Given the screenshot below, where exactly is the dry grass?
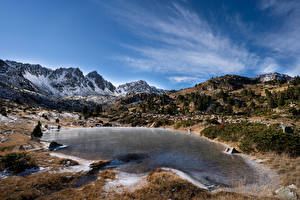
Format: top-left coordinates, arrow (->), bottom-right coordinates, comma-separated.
0,132 -> 31,152
259,152 -> 300,196
118,169 -> 277,200
98,169 -> 116,180
0,171 -> 82,200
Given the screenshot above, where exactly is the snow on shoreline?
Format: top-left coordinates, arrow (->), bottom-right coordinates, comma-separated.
49,152 -> 93,173
161,167 -> 208,190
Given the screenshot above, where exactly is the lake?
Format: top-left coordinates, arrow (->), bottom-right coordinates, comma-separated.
42,127 -> 271,189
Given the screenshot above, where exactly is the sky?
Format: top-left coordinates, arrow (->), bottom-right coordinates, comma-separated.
0,0 -> 300,90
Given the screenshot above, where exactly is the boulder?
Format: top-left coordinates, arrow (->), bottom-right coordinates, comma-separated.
280,123 -> 293,134
275,186 -> 298,200
224,147 -> 240,154
49,141 -> 63,151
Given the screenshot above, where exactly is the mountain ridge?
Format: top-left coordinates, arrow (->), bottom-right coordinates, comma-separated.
0,59 -> 164,98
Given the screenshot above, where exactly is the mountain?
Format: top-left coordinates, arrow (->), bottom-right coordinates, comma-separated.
0,59 -> 164,99
0,60 -> 116,97
115,80 -> 164,96
195,75 -> 255,91
253,72 -> 292,82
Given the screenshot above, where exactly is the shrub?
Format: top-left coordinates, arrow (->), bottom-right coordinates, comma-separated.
31,121 -> 43,138
205,118 -> 220,125
201,122 -> 300,156
174,120 -> 200,129
153,119 -> 174,127
0,152 -> 37,174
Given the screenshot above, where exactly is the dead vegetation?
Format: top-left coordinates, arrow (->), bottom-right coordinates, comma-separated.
0,171 -> 82,200
259,152 -> 300,196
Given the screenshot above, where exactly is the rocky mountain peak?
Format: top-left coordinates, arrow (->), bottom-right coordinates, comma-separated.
116,80 -> 164,96
253,72 -> 292,82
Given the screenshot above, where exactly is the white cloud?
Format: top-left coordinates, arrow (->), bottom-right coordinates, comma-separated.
168,76 -> 199,83
108,2 -> 259,82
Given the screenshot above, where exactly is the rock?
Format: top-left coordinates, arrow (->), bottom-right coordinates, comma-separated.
224,147 -> 240,154
49,141 -> 63,151
275,186 -> 297,200
280,123 -> 293,134
288,184 -> 297,190
59,159 -> 79,166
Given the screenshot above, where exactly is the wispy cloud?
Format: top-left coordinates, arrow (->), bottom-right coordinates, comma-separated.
105,2 -> 260,82
94,0 -> 300,85
259,57 -> 279,74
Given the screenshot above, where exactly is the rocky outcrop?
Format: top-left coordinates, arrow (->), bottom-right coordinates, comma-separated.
254,72 -> 292,83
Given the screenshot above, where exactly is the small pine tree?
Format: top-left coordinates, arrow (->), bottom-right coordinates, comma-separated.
0,107 -> 7,117
82,106 -> 88,116
93,105 -> 102,116
31,121 -> 42,138
278,93 -> 285,107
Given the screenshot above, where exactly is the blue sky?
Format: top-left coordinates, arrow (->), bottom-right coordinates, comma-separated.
0,0 -> 300,89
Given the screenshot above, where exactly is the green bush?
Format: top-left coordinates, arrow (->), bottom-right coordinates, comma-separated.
201,122 -> 300,156
0,152 -> 37,174
153,119 -> 174,127
175,120 -> 200,129
205,118 -> 220,125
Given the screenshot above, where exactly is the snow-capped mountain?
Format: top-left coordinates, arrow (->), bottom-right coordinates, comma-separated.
253,72 -> 292,82
115,80 -> 164,96
0,60 -> 115,97
0,59 -> 164,98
